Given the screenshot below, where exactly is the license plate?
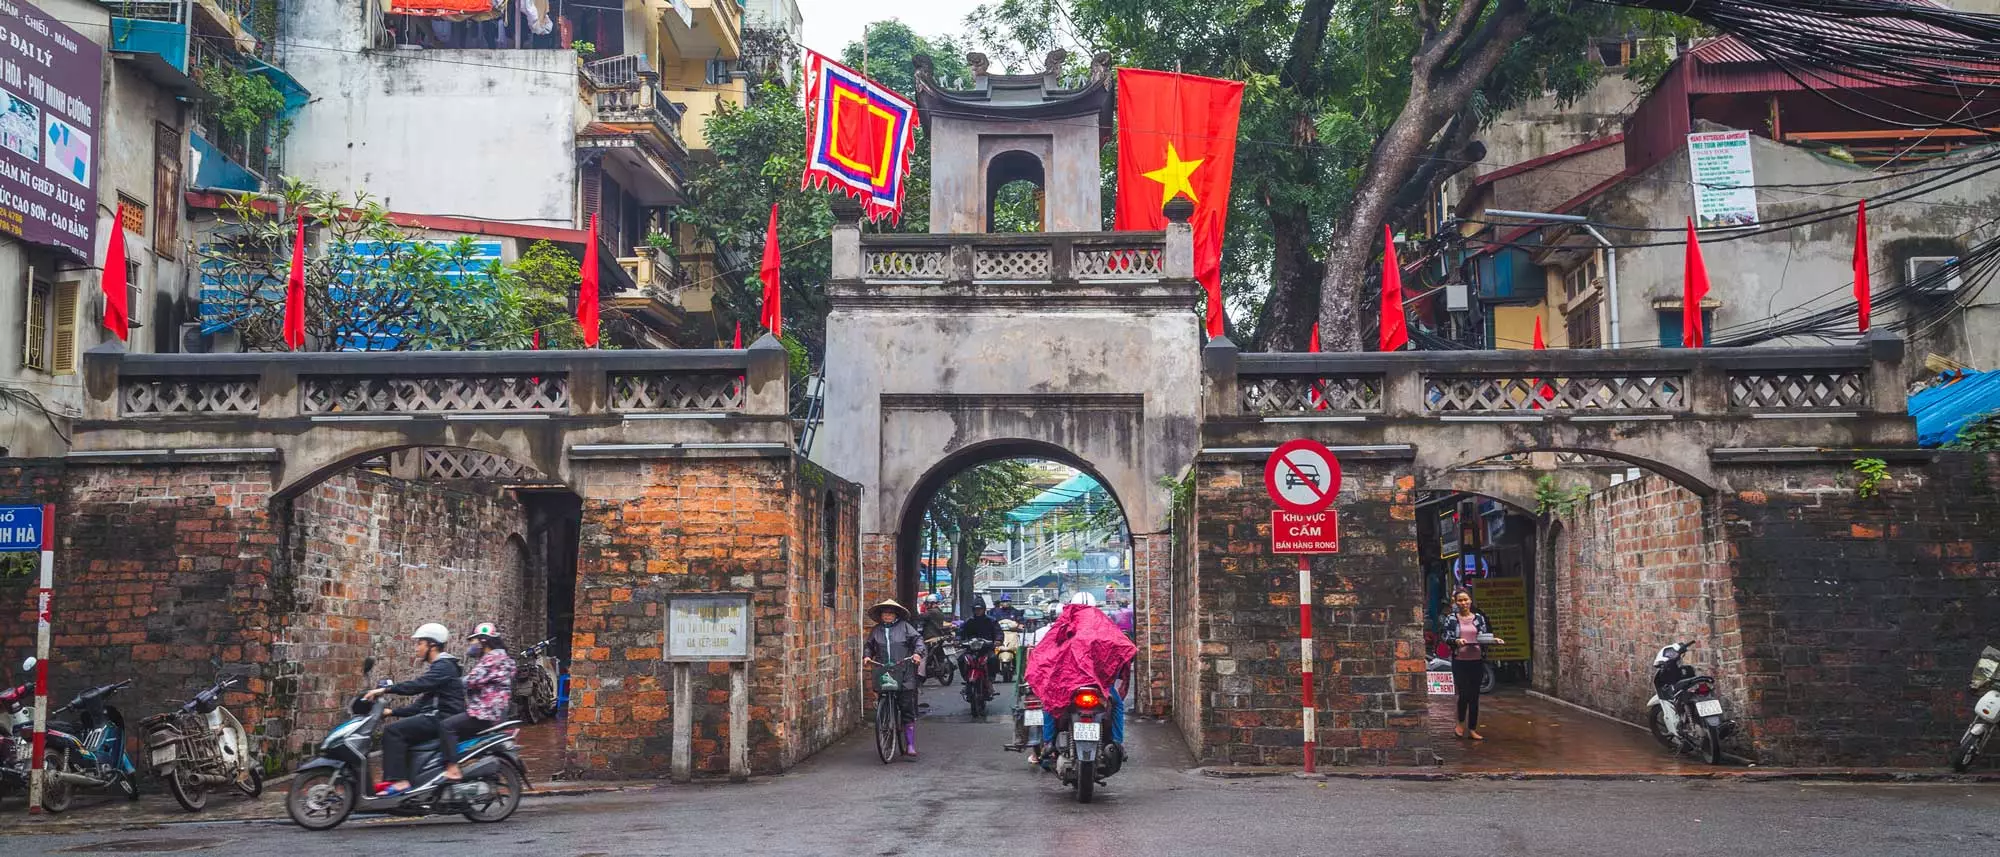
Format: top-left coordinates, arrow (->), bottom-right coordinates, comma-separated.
1022,709 -> 1043,726
1694,699 -> 1723,717
1072,721 -> 1101,742
151,745 -> 177,765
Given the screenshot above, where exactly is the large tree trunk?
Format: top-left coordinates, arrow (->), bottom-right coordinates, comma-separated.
1252,201 -> 1323,352
1316,0 -> 1532,351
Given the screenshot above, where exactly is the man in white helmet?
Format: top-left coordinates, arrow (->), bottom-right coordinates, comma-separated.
362,622 -> 465,796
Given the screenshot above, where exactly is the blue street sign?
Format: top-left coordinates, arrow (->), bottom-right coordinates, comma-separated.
0,505 -> 45,552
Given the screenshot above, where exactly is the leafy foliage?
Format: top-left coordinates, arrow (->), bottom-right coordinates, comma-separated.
1853,457 -> 1889,499
1943,411 -> 2000,451
198,180 -> 588,351
927,461 -> 1043,605
1534,474 -> 1592,519
196,61 -> 288,138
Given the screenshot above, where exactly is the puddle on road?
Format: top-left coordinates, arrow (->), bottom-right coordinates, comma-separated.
57,839 -> 234,853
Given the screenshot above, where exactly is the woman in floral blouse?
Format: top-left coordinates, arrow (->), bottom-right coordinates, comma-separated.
441,622 -> 518,780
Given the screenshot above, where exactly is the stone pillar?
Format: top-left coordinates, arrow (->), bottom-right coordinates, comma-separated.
829,199 -> 863,280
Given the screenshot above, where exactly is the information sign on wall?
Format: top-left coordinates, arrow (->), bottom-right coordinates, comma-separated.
1687,130 -> 1758,229
0,0 -> 102,259
666,594 -> 752,661
1475,577 -> 1531,661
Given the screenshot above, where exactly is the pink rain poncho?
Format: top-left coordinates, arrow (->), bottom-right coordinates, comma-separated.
1025,603 -> 1137,717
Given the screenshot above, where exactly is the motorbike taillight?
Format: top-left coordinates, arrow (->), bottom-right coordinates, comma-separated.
1074,690 -> 1102,710
1695,682 -> 1711,696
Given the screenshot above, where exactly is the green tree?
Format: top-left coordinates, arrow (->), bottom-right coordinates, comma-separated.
927,460 -> 1042,614
840,20 -> 973,94
198,180 -> 588,351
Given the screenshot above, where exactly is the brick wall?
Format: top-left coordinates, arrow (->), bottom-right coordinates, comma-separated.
0,460 -> 66,683
567,454 -> 863,778
1170,489 -> 1203,751
1716,454 -> 2000,768
1130,533 -> 1172,717
1547,474 -> 1742,732
1186,458 -> 1432,767
278,470 -> 538,753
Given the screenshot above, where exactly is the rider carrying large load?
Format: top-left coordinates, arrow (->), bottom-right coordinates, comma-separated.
1024,593 -> 1136,763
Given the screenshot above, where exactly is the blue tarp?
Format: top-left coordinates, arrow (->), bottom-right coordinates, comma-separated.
1007,473 -> 1107,524
1909,370 -> 2000,447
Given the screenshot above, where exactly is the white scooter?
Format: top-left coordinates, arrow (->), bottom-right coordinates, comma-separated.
1646,640 -> 1736,764
1950,645 -> 2000,772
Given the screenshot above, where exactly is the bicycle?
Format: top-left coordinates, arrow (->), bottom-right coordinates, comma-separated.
865,655 -> 919,764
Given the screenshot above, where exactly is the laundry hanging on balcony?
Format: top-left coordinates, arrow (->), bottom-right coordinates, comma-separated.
387,0 -> 506,20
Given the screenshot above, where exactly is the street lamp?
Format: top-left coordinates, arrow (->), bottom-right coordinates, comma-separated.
1483,208 -> 1623,348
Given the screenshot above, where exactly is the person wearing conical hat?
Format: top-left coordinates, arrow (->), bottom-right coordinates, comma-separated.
865,599 -> 926,758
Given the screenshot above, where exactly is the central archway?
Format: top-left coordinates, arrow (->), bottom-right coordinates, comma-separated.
892,438 -> 1132,609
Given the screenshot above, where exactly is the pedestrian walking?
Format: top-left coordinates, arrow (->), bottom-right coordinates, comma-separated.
1438,588 -> 1501,740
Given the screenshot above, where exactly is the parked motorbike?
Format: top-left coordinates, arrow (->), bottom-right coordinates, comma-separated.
996,621 -> 1024,683
511,639 -> 561,724
1646,640 -> 1737,764
1,657 -> 33,799
285,657 -> 526,830
921,637 -> 957,687
141,672 -> 262,811
1004,677 -> 1045,761
1949,645 -> 2000,772
959,638 -> 997,717
1048,685 -> 1123,803
38,678 -> 139,812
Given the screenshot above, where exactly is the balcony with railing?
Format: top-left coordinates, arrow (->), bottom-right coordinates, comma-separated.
578,55 -> 688,204
188,0 -> 261,55
104,0 -> 198,92
612,245 -> 692,336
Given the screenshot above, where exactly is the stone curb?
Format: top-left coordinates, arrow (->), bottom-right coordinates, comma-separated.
1199,766 -> 2000,783
0,780 -> 664,834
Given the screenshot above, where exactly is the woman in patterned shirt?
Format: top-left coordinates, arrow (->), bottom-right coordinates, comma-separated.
441,622 -> 518,781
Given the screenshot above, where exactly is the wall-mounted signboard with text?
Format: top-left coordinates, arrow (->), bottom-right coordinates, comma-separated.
666,594 -> 753,662
0,0 -> 101,260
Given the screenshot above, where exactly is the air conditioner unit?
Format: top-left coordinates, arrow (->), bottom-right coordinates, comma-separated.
179,322 -> 242,354
1906,256 -> 1964,293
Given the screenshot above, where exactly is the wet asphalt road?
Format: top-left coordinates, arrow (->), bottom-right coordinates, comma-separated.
4,687 -> 1997,856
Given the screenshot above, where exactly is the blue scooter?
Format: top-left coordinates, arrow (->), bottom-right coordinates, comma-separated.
38,678 -> 139,812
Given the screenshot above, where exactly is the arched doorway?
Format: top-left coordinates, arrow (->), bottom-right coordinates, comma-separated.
985,150 -> 1047,233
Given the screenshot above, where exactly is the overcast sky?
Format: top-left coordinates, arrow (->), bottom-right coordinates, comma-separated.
799,1 -> 987,58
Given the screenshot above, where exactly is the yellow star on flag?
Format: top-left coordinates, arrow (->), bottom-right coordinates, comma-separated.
1142,143 -> 1204,208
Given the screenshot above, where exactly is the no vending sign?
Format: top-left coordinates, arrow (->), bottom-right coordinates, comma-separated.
1264,439 -> 1340,554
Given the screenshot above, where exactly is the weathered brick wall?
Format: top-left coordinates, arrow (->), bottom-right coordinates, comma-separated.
860,533 -> 894,612
1170,489 -> 1203,750
779,466 -> 863,767
1717,454 -> 2000,768
279,470 -> 537,753
1131,533 -> 1172,717
1188,458 -> 1431,767
1547,474 -> 1743,731
0,460 -> 65,649
568,453 -> 862,778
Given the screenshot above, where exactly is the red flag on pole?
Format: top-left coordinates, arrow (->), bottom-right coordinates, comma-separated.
1307,323 -> 1326,410
1682,217 -> 1709,348
283,212 -> 307,351
759,202 -> 782,337
1113,68 -> 1244,340
100,205 -> 129,341
1532,316 -> 1546,350
578,214 -> 601,348
733,320 -> 743,349
1379,225 -> 1409,352
1853,201 -> 1871,333
1530,316 -> 1555,408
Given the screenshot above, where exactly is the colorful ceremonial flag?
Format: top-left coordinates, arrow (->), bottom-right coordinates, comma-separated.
100,205 -> 128,341
759,202 -> 782,337
1854,201 -> 1871,333
1114,68 -> 1244,339
579,214 -> 601,348
802,49 -> 919,222
284,212 -> 307,351
1379,225 -> 1409,352
1683,217 -> 1709,348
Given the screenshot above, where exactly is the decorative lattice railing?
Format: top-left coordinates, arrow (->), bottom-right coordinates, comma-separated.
1423,375 -> 1687,413
120,378 -> 261,416
303,376 -> 571,414
852,233 -> 1177,284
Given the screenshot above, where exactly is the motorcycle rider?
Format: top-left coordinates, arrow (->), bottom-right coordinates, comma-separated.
957,603 -> 1003,700
864,599 -> 925,757
439,622 -> 517,782
1026,593 -> 1137,762
361,623 -> 466,796
991,594 -> 1024,624
917,595 -> 954,683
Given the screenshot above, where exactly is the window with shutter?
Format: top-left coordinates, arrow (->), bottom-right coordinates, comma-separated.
51,281 -> 78,374
21,272 -> 46,370
1566,299 -> 1602,348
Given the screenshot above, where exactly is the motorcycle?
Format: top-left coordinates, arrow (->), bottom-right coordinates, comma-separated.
921,637 -> 957,687
1004,677 -> 1045,761
511,639 -> 561,724
959,638 -> 997,717
285,657 -> 527,830
38,678 -> 140,812
1,657 -> 32,799
1048,684 -> 1123,803
1645,640 -> 1737,765
141,671 -> 262,812
996,621 -> 1024,683
1949,644 -> 2000,772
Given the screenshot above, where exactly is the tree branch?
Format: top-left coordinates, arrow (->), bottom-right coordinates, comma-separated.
1280,0 -> 1339,95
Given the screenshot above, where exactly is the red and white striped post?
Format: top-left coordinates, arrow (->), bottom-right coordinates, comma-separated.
1297,554 -> 1315,773
27,503 -> 52,814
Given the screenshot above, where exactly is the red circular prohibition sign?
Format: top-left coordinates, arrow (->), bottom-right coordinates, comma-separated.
1263,438 -> 1342,515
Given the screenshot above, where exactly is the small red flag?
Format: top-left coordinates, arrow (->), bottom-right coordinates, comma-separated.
1682,217 -> 1709,348
1379,225 -> 1408,352
732,320 -> 743,349
1532,316 -> 1546,350
1853,201 -> 1871,333
1307,323 -> 1326,410
759,203 -> 782,337
284,212 -> 307,351
1530,316 -> 1554,408
100,205 -> 129,341
579,214 -> 601,348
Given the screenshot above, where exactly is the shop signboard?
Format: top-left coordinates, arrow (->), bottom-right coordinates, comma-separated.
1475,577 -> 1531,661
1427,670 -> 1454,696
0,0 -> 101,260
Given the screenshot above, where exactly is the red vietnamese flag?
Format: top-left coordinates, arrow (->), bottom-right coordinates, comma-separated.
1853,201 -> 1871,333
578,214 -> 601,347
284,212 -> 307,350
759,202 -> 782,337
1114,68 -> 1243,339
1379,225 -> 1409,352
100,205 -> 129,341
1530,316 -> 1554,408
1683,217 -> 1709,348
1307,323 -> 1326,410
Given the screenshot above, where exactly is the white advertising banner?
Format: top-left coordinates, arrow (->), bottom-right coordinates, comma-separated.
1688,130 -> 1758,229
